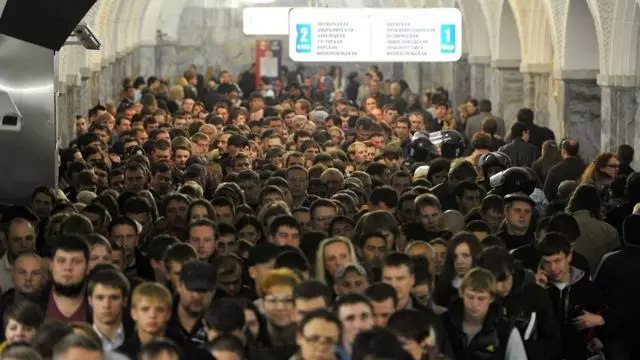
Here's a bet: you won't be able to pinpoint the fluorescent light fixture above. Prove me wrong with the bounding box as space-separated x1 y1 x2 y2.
243 7 291 35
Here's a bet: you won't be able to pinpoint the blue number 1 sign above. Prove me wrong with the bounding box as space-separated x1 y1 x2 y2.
440 24 456 54
296 24 312 53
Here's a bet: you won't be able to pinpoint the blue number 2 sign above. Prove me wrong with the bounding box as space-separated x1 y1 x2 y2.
296 24 312 53
440 24 456 54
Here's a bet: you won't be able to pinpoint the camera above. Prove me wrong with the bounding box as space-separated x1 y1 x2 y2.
0 90 22 132
72 23 101 50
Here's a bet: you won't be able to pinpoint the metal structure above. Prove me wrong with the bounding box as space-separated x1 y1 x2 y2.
0 0 96 204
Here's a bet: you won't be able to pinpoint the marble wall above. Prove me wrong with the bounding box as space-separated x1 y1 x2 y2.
483 65 492 101
58 84 80 147
563 80 601 162
490 68 524 129
470 63 488 100
402 63 421 97
139 46 156 80
523 72 551 128
601 86 640 160
451 56 471 109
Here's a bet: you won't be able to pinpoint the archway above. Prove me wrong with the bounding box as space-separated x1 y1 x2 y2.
564 0 600 71
495 0 522 63
562 0 602 162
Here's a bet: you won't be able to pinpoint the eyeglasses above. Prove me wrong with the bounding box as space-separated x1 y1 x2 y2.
301 334 338 347
263 297 293 306
605 164 620 169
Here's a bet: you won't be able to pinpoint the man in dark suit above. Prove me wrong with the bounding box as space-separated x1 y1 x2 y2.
505 108 555 153
498 122 538 168
543 138 586 201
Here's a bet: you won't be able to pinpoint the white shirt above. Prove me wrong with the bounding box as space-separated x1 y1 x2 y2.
93 323 126 352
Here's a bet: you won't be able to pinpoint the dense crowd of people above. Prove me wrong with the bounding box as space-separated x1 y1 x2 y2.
0 63 638 360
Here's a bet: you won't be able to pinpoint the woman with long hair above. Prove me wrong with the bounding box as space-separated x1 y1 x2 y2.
432 232 483 309
532 140 562 183
580 152 620 202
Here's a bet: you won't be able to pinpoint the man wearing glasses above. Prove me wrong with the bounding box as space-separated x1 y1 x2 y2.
294 309 343 360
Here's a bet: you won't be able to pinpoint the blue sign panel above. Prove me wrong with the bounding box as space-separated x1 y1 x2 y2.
296 24 312 53
440 24 456 54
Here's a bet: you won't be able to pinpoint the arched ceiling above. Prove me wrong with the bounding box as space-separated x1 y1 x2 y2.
59 0 638 85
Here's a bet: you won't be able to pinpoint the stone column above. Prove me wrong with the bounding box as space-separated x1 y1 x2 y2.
78 67 92 117
521 64 552 128
131 48 141 77
108 60 118 102
451 54 471 109
100 63 110 104
124 51 134 79
57 82 70 146
490 60 524 128
403 63 421 95
557 74 601 162
469 56 490 100
598 75 640 168
90 70 101 106
391 63 404 83
138 44 157 79
157 42 179 80
420 62 439 90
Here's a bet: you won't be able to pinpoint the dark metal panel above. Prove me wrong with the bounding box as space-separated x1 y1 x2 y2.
0 0 97 51
0 34 56 204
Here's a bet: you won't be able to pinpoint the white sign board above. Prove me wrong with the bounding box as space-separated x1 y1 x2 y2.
243 7 292 35
288 8 462 62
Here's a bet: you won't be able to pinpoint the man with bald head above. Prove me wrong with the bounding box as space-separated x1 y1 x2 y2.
321 169 344 197
0 217 38 292
543 138 585 201
442 210 465 234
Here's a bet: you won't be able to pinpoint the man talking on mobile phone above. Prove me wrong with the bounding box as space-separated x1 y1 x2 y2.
536 232 607 360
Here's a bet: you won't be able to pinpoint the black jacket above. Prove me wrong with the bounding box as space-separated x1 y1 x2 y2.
440 300 514 360
499 269 563 360
594 247 640 359
496 226 535 251
430 182 458 211
543 157 586 201
410 297 455 359
543 267 607 360
498 138 539 168
527 124 555 150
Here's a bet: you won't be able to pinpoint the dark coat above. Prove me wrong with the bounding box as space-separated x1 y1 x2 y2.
498 138 539 168
441 300 514 360
594 247 640 360
542 157 586 201
543 267 607 360
498 269 563 360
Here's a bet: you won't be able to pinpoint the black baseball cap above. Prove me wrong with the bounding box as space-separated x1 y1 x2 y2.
180 261 217 292
504 192 536 208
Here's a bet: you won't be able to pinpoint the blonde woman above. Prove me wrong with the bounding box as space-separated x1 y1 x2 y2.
315 237 358 286
168 85 184 115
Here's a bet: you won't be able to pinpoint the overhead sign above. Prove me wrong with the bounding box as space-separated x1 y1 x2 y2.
243 7 291 35
288 8 462 62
